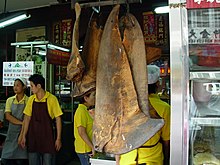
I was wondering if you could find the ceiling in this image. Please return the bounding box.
[0,0,168,14]
[0,0,59,14]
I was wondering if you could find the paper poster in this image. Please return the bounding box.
[3,61,34,86]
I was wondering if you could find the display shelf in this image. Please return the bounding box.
[190,71,220,80]
[189,73,220,164]
[191,117,220,127]
[55,65,74,122]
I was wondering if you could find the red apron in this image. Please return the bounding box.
[27,99,56,154]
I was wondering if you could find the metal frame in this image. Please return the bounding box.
[71,0,142,9]
[11,41,49,90]
[169,0,189,164]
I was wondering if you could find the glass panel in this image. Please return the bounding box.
[188,8,220,165]
[188,8,220,71]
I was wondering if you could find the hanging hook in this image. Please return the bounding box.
[126,0,130,13]
[92,0,100,13]
[88,10,95,28]
[4,0,7,13]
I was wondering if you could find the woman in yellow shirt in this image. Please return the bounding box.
[74,90,96,165]
[1,77,29,165]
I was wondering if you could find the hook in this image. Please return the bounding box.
[92,0,100,13]
[126,0,130,13]
[88,10,95,28]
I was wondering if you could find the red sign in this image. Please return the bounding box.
[47,49,70,66]
[143,12,157,44]
[187,0,220,9]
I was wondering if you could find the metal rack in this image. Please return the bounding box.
[10,41,49,90]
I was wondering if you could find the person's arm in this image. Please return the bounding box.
[162,140,170,165]
[115,155,120,165]
[20,115,31,149]
[78,126,95,156]
[5,112,23,125]
[18,121,25,145]
[55,116,62,151]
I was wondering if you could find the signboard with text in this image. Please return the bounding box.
[3,61,34,86]
[187,0,220,9]
[47,49,70,66]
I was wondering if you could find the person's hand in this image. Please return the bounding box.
[18,133,22,145]
[19,137,26,149]
[89,148,96,157]
[55,139,62,151]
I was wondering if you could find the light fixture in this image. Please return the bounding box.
[48,44,70,52]
[0,13,31,28]
[154,6,169,14]
[37,50,47,56]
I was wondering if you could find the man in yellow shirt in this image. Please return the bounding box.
[120,65,170,165]
[20,74,63,165]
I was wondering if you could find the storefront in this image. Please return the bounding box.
[0,0,172,164]
[170,0,220,164]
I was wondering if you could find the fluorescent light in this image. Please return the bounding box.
[154,6,169,14]
[0,13,31,28]
[38,51,46,56]
[48,44,70,52]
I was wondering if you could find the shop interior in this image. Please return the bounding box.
[0,0,170,164]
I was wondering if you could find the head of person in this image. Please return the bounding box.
[78,90,96,108]
[29,74,45,94]
[147,65,161,94]
[13,77,27,94]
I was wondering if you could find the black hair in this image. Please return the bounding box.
[29,74,45,90]
[148,83,157,94]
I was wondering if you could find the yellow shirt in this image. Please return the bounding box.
[74,104,93,153]
[5,95,29,113]
[120,94,170,165]
[23,91,63,119]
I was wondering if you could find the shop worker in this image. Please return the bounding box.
[120,65,170,165]
[20,74,63,165]
[1,78,29,165]
[74,90,96,165]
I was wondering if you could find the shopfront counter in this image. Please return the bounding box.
[90,158,116,165]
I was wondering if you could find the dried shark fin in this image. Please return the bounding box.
[93,5,164,155]
[66,2,85,82]
[72,17,103,97]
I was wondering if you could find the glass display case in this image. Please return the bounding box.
[54,65,74,122]
[189,72,220,165]
[169,0,220,164]
[188,6,220,165]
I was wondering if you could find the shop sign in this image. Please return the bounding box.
[189,27,220,44]
[47,49,70,66]
[142,12,168,46]
[143,12,157,44]
[187,0,220,9]
[53,22,61,45]
[52,19,72,48]
[155,15,168,46]
[2,61,34,86]
[61,19,72,47]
